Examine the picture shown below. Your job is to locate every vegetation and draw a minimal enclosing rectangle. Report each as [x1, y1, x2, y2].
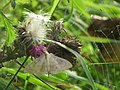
[0, 0, 120, 90]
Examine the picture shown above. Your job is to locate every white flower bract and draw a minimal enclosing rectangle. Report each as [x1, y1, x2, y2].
[23, 12, 51, 43]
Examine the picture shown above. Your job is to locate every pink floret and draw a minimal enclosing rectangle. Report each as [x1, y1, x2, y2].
[30, 45, 47, 58]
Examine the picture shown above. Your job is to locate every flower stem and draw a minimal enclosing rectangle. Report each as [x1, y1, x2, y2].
[49, 0, 61, 19]
[33, 74, 56, 90]
[5, 56, 29, 90]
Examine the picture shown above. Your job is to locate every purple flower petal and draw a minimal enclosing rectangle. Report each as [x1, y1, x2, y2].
[30, 45, 47, 58]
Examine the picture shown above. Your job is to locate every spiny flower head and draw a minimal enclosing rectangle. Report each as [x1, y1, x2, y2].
[30, 45, 47, 58]
[22, 12, 51, 43]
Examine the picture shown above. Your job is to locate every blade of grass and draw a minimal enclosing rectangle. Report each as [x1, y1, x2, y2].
[1, 1, 11, 11]
[49, 0, 61, 18]
[71, 0, 90, 20]
[6, 59, 57, 90]
[0, 78, 15, 90]
[79, 36, 120, 43]
[45, 39, 98, 90]
[5, 56, 29, 90]
[24, 75, 29, 90]
[33, 74, 56, 90]
[2, 67, 59, 90]
[66, 70, 109, 90]
[14, 59, 57, 90]
[64, 1, 73, 22]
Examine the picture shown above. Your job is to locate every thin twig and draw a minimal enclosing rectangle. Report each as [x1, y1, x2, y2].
[5, 56, 29, 90]
[33, 74, 56, 90]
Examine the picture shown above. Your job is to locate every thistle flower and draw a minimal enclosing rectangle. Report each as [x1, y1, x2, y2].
[30, 45, 47, 58]
[19, 12, 51, 45]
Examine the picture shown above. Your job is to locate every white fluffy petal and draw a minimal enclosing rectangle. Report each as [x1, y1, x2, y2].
[23, 12, 51, 43]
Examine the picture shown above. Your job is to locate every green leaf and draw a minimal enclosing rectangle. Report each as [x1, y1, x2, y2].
[0, 10, 16, 46]
[79, 36, 120, 43]
[1, 67, 59, 90]
[71, 0, 90, 20]
[49, 0, 61, 18]
[10, 0, 16, 9]
[64, 2, 73, 22]
[66, 70, 109, 90]
[0, 77, 15, 90]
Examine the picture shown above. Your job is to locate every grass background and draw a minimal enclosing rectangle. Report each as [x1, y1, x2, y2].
[0, 0, 120, 90]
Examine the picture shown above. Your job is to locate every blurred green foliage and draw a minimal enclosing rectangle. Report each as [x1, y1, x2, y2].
[0, 0, 120, 90]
